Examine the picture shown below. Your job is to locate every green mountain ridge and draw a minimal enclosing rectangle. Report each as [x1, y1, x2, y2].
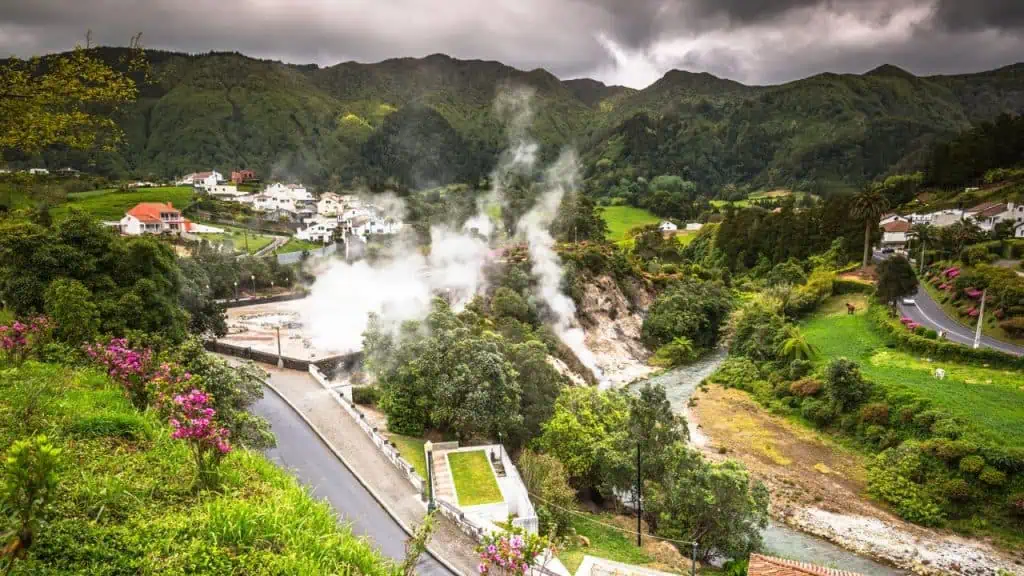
[18, 48, 1024, 192]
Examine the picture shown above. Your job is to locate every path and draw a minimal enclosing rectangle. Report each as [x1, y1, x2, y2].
[253, 387, 452, 575]
[243, 360, 480, 575]
[899, 284, 1024, 356]
[254, 234, 288, 257]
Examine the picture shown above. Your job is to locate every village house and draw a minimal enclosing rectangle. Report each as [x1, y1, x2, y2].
[265, 182, 313, 202]
[205, 184, 245, 197]
[117, 203, 187, 235]
[658, 220, 678, 232]
[177, 170, 223, 188]
[748, 554, 863, 576]
[881, 220, 911, 250]
[967, 201, 1022, 231]
[295, 216, 339, 243]
[230, 169, 257, 184]
[28, 168, 49, 175]
[317, 192, 343, 216]
[685, 222, 703, 231]
[1016, 221, 1024, 238]
[878, 213, 909, 226]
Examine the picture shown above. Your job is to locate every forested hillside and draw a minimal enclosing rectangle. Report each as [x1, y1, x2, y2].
[15, 49, 1024, 193]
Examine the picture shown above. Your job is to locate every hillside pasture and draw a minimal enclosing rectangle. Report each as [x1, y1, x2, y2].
[54, 186, 196, 221]
[601, 205, 662, 242]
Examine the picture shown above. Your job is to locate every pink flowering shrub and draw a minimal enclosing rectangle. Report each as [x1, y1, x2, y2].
[170, 389, 232, 488]
[476, 527, 553, 576]
[0, 317, 51, 365]
[85, 338, 156, 409]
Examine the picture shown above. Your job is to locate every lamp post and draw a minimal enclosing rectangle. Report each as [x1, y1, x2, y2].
[636, 441, 642, 547]
[691, 541, 698, 576]
[424, 441, 435, 512]
[250, 274, 256, 294]
[233, 281, 238, 301]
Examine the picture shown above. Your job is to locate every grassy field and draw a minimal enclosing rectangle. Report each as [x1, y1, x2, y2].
[802, 296, 1024, 445]
[447, 450, 503, 506]
[920, 280, 1024, 346]
[202, 224, 276, 254]
[390, 434, 428, 485]
[278, 238, 323, 254]
[557, 513, 655, 574]
[0, 360, 392, 574]
[601, 205, 662, 242]
[53, 186, 196, 220]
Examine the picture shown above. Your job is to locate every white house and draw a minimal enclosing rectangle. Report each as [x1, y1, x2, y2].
[28, 168, 49, 175]
[685, 222, 703, 232]
[265, 182, 313, 202]
[352, 217, 402, 237]
[253, 193, 297, 213]
[878, 213, 908, 226]
[1016, 222, 1024, 239]
[881, 220, 911, 249]
[658, 220, 678, 232]
[296, 216, 339, 243]
[930, 209, 964, 228]
[205, 184, 244, 197]
[317, 192, 343, 216]
[966, 202, 1022, 231]
[118, 203, 187, 235]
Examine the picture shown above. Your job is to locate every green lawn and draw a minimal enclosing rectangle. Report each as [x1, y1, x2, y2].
[278, 238, 323, 254]
[447, 450, 503, 506]
[390, 434, 429, 487]
[201, 225, 276, 254]
[557, 513, 655, 574]
[802, 297, 1024, 444]
[601, 206, 662, 242]
[53, 186, 196, 220]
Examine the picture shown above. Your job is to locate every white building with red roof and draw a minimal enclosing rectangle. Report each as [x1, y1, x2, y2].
[118, 203, 187, 235]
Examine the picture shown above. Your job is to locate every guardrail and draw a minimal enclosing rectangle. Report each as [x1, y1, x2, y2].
[277, 243, 337, 265]
[308, 365, 426, 496]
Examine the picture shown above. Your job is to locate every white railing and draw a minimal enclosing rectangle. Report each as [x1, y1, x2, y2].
[308, 365, 425, 496]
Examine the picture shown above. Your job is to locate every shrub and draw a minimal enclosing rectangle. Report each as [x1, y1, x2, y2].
[169, 389, 232, 489]
[863, 424, 886, 444]
[787, 358, 812, 380]
[1001, 317, 1024, 338]
[789, 377, 823, 397]
[959, 455, 985, 475]
[930, 418, 962, 440]
[860, 402, 890, 425]
[923, 439, 977, 463]
[712, 357, 761, 392]
[352, 386, 381, 406]
[979, 466, 1007, 487]
[913, 409, 946, 431]
[942, 478, 972, 502]
[1008, 493, 1024, 519]
[823, 358, 870, 412]
[800, 398, 836, 426]
[867, 463, 945, 526]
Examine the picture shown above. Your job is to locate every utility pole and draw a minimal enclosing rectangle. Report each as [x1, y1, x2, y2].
[691, 542, 698, 576]
[973, 288, 986, 349]
[636, 442, 642, 547]
[919, 237, 926, 274]
[276, 326, 283, 368]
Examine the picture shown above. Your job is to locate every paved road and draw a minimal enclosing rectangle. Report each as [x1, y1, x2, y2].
[898, 283, 1024, 357]
[253, 386, 454, 575]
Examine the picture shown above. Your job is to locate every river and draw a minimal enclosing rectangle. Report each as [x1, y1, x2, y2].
[629, 349, 907, 575]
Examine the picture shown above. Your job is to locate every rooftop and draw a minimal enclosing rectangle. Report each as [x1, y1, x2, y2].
[748, 554, 865, 576]
[127, 202, 180, 223]
[882, 220, 910, 233]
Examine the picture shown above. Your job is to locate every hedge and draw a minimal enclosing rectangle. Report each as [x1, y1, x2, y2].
[866, 304, 1024, 370]
[833, 278, 875, 295]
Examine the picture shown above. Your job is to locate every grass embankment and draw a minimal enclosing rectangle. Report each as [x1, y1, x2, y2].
[390, 434, 429, 493]
[447, 450, 503, 506]
[802, 296, 1024, 445]
[278, 238, 323, 254]
[53, 187, 196, 220]
[202, 224, 276, 254]
[919, 278, 1024, 347]
[601, 206, 662, 243]
[558, 513, 655, 573]
[0, 361, 393, 575]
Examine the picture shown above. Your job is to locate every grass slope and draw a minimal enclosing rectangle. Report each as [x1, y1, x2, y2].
[278, 238, 323, 254]
[390, 434, 428, 490]
[602, 206, 662, 242]
[557, 513, 655, 574]
[201, 224, 276, 254]
[447, 450, 503, 506]
[53, 187, 196, 221]
[802, 298, 1024, 445]
[0, 361, 394, 575]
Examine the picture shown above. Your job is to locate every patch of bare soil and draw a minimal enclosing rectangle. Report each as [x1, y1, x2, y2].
[579, 275, 655, 387]
[691, 385, 1024, 575]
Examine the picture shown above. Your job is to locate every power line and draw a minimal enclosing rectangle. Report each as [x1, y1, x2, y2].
[527, 492, 697, 547]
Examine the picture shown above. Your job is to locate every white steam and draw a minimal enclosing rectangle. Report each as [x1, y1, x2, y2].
[518, 151, 603, 382]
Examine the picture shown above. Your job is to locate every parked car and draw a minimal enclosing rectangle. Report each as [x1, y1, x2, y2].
[902, 298, 916, 306]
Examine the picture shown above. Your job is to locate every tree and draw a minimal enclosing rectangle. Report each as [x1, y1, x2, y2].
[644, 444, 769, 562]
[517, 450, 576, 537]
[851, 187, 890, 268]
[876, 256, 918, 306]
[778, 327, 817, 362]
[641, 278, 732, 351]
[43, 278, 99, 345]
[1, 38, 146, 154]
[624, 383, 687, 489]
[650, 336, 696, 368]
[1, 436, 61, 572]
[824, 358, 870, 412]
[909, 223, 934, 272]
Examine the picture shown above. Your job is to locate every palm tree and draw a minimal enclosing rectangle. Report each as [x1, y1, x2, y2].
[909, 223, 934, 273]
[851, 186, 890, 268]
[779, 327, 817, 362]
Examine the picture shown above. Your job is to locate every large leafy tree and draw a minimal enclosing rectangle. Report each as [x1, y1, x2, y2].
[851, 186, 890, 268]
[876, 255, 918, 307]
[909, 223, 934, 272]
[641, 278, 732, 351]
[1, 38, 145, 154]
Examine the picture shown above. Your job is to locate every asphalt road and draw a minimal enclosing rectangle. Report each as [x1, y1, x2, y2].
[898, 281, 1024, 357]
[252, 386, 454, 576]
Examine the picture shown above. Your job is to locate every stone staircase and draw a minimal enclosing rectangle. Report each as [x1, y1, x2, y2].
[431, 452, 456, 504]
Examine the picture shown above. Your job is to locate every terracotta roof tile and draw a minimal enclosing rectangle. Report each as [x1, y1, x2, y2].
[127, 202, 179, 223]
[748, 554, 866, 576]
[882, 221, 911, 233]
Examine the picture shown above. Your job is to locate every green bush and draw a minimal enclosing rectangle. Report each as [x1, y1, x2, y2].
[800, 398, 835, 426]
[352, 386, 381, 406]
[942, 478, 972, 502]
[712, 357, 761, 392]
[867, 463, 945, 526]
[930, 418, 962, 440]
[959, 455, 985, 475]
[1007, 492, 1024, 519]
[823, 358, 870, 412]
[787, 359, 812, 380]
[979, 466, 1007, 487]
[860, 402, 890, 425]
[789, 377, 823, 397]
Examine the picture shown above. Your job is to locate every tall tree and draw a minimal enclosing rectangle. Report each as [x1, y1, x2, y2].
[851, 187, 890, 268]
[909, 223, 934, 272]
[876, 255, 919, 307]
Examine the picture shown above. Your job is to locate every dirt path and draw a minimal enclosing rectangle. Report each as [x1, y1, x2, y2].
[690, 385, 1023, 576]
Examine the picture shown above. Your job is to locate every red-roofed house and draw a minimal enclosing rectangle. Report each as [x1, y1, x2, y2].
[967, 202, 1022, 231]
[881, 220, 911, 250]
[118, 202, 186, 235]
[231, 169, 257, 184]
[748, 554, 864, 576]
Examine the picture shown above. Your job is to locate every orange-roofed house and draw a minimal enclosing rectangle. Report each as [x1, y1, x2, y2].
[118, 202, 186, 235]
[748, 554, 864, 576]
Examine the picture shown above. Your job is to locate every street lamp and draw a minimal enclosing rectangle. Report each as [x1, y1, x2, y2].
[250, 274, 256, 294]
[233, 281, 238, 300]
[424, 441, 435, 512]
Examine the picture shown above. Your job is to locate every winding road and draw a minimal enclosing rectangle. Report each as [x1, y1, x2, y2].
[898, 282, 1024, 357]
[252, 386, 455, 576]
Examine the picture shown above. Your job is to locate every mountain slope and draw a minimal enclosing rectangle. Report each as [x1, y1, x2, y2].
[24, 50, 1024, 192]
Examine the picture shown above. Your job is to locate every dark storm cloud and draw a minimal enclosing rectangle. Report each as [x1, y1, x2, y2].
[0, 0, 1021, 87]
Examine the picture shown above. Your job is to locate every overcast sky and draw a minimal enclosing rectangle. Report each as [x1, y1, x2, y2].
[1, 0, 1022, 88]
